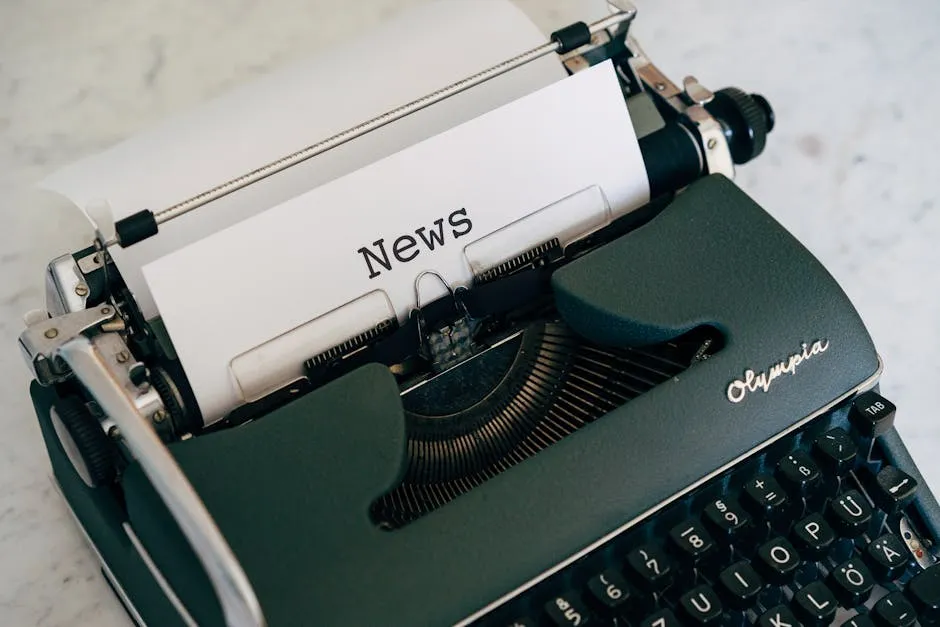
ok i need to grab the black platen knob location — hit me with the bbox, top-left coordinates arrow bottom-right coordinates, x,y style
704,88 -> 774,165
752,94 -> 775,132
54,396 -> 118,486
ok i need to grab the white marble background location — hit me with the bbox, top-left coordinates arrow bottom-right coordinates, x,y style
2,0 -> 938,624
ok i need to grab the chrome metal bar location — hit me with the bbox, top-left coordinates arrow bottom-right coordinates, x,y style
144,9 -> 635,232
56,336 -> 266,627
125,522 -> 200,627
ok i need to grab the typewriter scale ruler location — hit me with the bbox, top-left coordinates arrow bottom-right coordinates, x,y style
373,319 -> 708,529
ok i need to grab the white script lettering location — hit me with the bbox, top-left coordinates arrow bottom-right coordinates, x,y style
727,340 -> 830,404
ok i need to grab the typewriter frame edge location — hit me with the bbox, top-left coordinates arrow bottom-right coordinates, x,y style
41,354 -> 940,627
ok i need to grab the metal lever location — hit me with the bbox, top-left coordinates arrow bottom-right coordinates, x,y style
55,335 -> 266,627
19,304 -> 118,385
626,37 -> 735,180
107,5 -> 639,248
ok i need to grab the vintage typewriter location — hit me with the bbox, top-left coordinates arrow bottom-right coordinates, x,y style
17,1 -> 940,626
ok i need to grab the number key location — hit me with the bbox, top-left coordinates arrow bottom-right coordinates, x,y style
669,521 -> 715,564
585,569 -> 633,619
703,497 -> 750,542
625,544 -> 673,591
543,592 -> 591,627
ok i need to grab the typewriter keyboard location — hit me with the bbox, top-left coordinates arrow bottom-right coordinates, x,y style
480,392 -> 940,627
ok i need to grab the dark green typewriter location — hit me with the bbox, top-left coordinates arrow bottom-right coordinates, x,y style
17,2 -> 940,625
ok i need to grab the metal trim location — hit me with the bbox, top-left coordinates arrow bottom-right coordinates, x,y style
19,304 -> 116,385
77,251 -> 105,275
45,254 -> 86,316
456,357 -> 884,625
124,523 -> 198,627
686,105 -> 734,179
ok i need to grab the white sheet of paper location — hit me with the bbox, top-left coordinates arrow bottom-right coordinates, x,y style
40,0 -> 564,319
144,61 -> 650,423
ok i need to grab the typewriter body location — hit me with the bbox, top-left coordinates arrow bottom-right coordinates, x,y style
18,2 -> 940,626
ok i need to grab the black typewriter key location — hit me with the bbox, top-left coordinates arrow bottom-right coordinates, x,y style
702,497 -> 751,545
790,513 -> 835,559
626,545 -> 673,592
678,584 -> 722,624
828,558 -> 874,607
865,533 -> 909,581
716,560 -> 762,610
543,592 -> 592,626
638,608 -> 681,627
828,490 -> 873,537
907,564 -> 940,624
872,591 -> 917,627
756,604 -> 802,627
585,569 -> 633,619
813,428 -> 857,477
845,615 -> 876,627
742,475 -> 789,520
850,391 -> 896,438
669,521 -> 715,565
871,466 -> 917,514
776,451 -> 822,498
792,581 -> 837,626
755,537 -> 801,584
507,618 -> 538,627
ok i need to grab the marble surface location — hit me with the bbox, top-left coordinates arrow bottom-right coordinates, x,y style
2,0 -> 938,624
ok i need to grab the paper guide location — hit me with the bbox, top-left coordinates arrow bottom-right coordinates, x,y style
143,60 -> 650,423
